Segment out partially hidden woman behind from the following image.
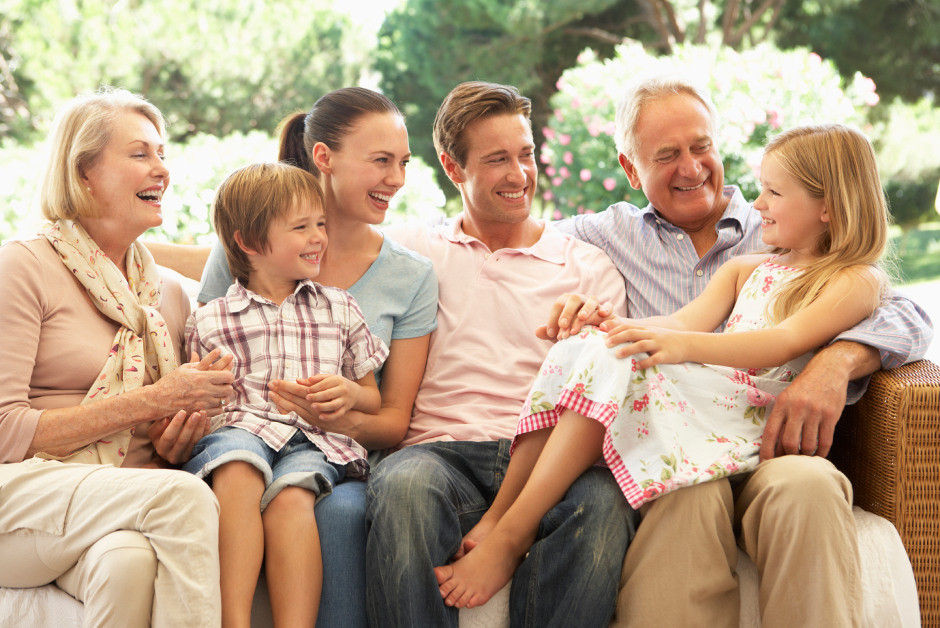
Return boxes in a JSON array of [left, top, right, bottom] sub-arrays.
[[0, 87, 234, 627], [196, 87, 438, 627]]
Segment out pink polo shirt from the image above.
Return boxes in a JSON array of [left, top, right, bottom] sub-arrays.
[[386, 216, 626, 447]]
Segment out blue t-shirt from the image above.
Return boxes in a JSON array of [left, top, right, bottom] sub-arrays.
[[197, 236, 438, 384]]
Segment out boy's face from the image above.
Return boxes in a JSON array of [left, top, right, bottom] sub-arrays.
[[248, 197, 327, 294]]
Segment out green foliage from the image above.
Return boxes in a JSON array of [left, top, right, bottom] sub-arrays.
[[775, 0, 939, 104], [539, 42, 877, 216], [0, 131, 447, 244], [375, 0, 634, 196], [1, 0, 369, 143], [870, 96, 940, 231]]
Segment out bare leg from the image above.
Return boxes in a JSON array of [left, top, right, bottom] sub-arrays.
[[263, 486, 321, 627], [213, 462, 266, 628], [434, 411, 606, 608], [454, 427, 553, 559]]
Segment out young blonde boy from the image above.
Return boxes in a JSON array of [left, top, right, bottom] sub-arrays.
[[184, 162, 388, 626]]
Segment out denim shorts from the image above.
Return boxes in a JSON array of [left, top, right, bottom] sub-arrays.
[[183, 426, 346, 510]]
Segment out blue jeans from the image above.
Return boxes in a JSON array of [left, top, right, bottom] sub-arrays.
[[316, 479, 368, 628], [365, 440, 638, 627]]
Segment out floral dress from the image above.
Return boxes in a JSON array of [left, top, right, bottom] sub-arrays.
[[518, 258, 810, 508]]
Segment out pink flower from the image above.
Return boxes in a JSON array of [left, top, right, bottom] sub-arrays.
[[747, 387, 775, 407], [540, 152, 551, 164], [559, 167, 570, 179], [563, 151, 573, 165], [559, 134, 571, 146], [767, 106, 784, 130], [552, 209, 563, 220], [552, 177, 563, 187], [543, 127, 556, 140], [580, 169, 592, 182], [633, 400, 644, 411], [572, 382, 586, 395], [546, 166, 556, 176], [603, 177, 616, 191], [542, 190, 554, 201]]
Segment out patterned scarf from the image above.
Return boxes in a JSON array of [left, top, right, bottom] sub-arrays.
[[37, 220, 179, 466]]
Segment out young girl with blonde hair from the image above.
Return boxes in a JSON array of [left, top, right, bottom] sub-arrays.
[[434, 123, 891, 609]]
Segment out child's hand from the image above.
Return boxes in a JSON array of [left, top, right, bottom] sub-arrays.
[[604, 323, 688, 368], [302, 374, 362, 421], [268, 379, 322, 424]]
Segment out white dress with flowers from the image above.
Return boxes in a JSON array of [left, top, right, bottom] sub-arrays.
[[517, 258, 810, 509]]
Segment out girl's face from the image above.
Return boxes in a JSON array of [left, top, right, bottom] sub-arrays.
[[753, 154, 829, 264], [82, 110, 169, 241], [321, 112, 410, 225]]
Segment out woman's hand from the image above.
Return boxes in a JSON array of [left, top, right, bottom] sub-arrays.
[[152, 349, 234, 417], [536, 293, 615, 341], [148, 409, 211, 465]]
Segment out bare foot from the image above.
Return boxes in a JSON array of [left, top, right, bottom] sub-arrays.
[[434, 531, 524, 609], [454, 514, 498, 559]]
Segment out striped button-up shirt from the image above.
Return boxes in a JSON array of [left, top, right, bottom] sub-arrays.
[[186, 280, 388, 477], [556, 186, 934, 403]]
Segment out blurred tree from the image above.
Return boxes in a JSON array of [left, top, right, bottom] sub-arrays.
[[1, 0, 368, 142], [375, 0, 638, 195], [774, 0, 939, 104]]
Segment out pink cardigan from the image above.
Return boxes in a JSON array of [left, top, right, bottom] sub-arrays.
[[0, 236, 190, 465]]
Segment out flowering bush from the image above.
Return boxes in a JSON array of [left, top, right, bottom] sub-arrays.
[[540, 42, 879, 217]]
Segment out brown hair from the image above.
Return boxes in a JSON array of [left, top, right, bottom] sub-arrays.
[[278, 87, 402, 177], [212, 162, 325, 284], [432, 81, 531, 169]]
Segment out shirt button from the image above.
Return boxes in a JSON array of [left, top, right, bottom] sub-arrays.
[[676, 233, 685, 240], [696, 269, 704, 277]]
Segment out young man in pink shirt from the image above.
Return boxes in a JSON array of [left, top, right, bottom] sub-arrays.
[[365, 82, 633, 627]]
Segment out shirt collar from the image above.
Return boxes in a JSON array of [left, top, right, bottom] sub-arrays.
[[641, 185, 747, 231], [439, 213, 568, 265], [226, 278, 322, 312]]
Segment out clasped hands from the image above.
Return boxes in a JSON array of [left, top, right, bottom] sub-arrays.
[[148, 348, 234, 465]]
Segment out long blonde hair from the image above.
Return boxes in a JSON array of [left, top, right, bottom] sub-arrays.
[[764, 124, 890, 323]]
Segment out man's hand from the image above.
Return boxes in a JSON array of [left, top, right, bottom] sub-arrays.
[[537, 293, 615, 341], [760, 341, 880, 461]]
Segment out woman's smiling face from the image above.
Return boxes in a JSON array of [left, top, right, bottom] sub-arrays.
[[82, 110, 169, 240]]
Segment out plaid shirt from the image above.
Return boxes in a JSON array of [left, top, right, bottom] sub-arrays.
[[186, 280, 388, 478]]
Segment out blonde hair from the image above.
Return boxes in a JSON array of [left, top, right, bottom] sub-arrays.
[[615, 73, 718, 160], [763, 124, 890, 323], [40, 87, 165, 221], [212, 162, 325, 285]]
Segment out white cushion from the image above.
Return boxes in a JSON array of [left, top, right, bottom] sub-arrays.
[[1, 508, 920, 627]]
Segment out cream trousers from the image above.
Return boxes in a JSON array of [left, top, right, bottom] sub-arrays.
[[0, 461, 221, 628], [612, 455, 861, 628]]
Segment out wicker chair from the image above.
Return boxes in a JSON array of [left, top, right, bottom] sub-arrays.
[[829, 359, 940, 627]]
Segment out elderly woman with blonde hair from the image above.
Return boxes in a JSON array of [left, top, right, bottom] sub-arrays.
[[0, 87, 234, 627]]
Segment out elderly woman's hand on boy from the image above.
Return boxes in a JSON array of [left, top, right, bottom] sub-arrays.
[[151, 349, 234, 417]]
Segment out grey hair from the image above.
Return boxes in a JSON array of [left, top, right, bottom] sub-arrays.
[[614, 73, 719, 159]]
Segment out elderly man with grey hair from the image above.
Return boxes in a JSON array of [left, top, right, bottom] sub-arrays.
[[548, 74, 932, 627]]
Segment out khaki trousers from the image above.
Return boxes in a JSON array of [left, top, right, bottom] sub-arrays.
[[0, 461, 221, 628], [612, 455, 861, 628]]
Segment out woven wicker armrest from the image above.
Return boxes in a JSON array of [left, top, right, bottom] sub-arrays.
[[829, 359, 940, 627]]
